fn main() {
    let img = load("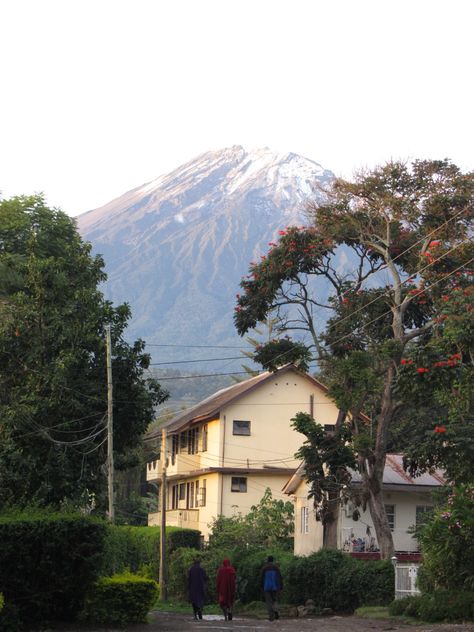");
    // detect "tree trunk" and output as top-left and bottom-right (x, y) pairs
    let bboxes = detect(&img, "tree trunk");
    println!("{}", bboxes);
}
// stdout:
(358, 366), (396, 559)
(366, 473), (394, 559)
(323, 491), (340, 549)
